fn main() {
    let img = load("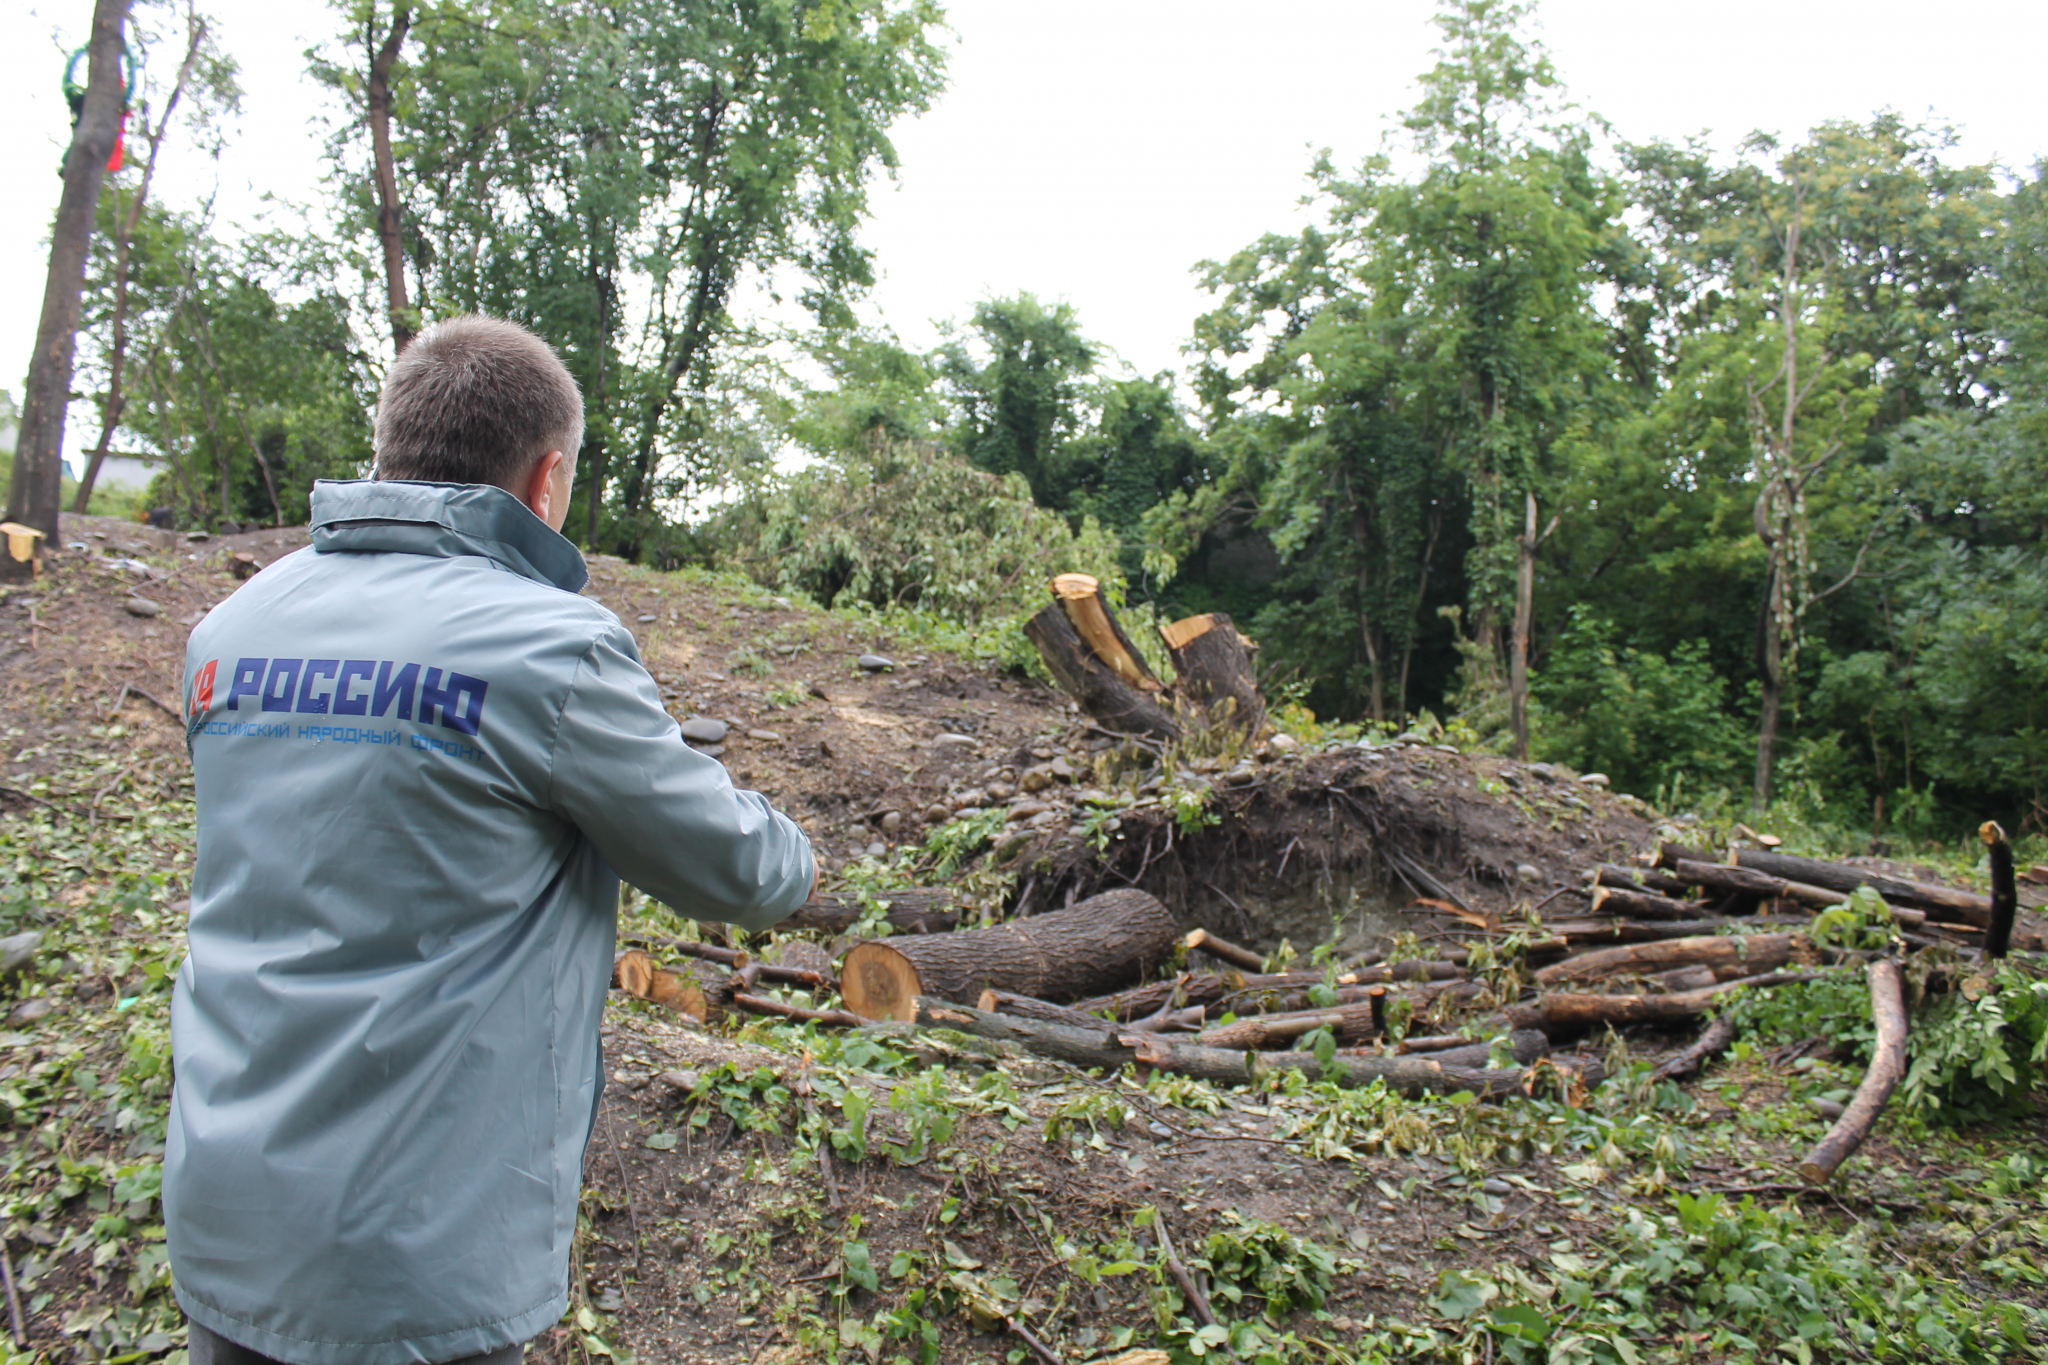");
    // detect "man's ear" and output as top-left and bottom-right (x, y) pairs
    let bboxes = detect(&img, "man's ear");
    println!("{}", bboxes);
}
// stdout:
(523, 450), (567, 524)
